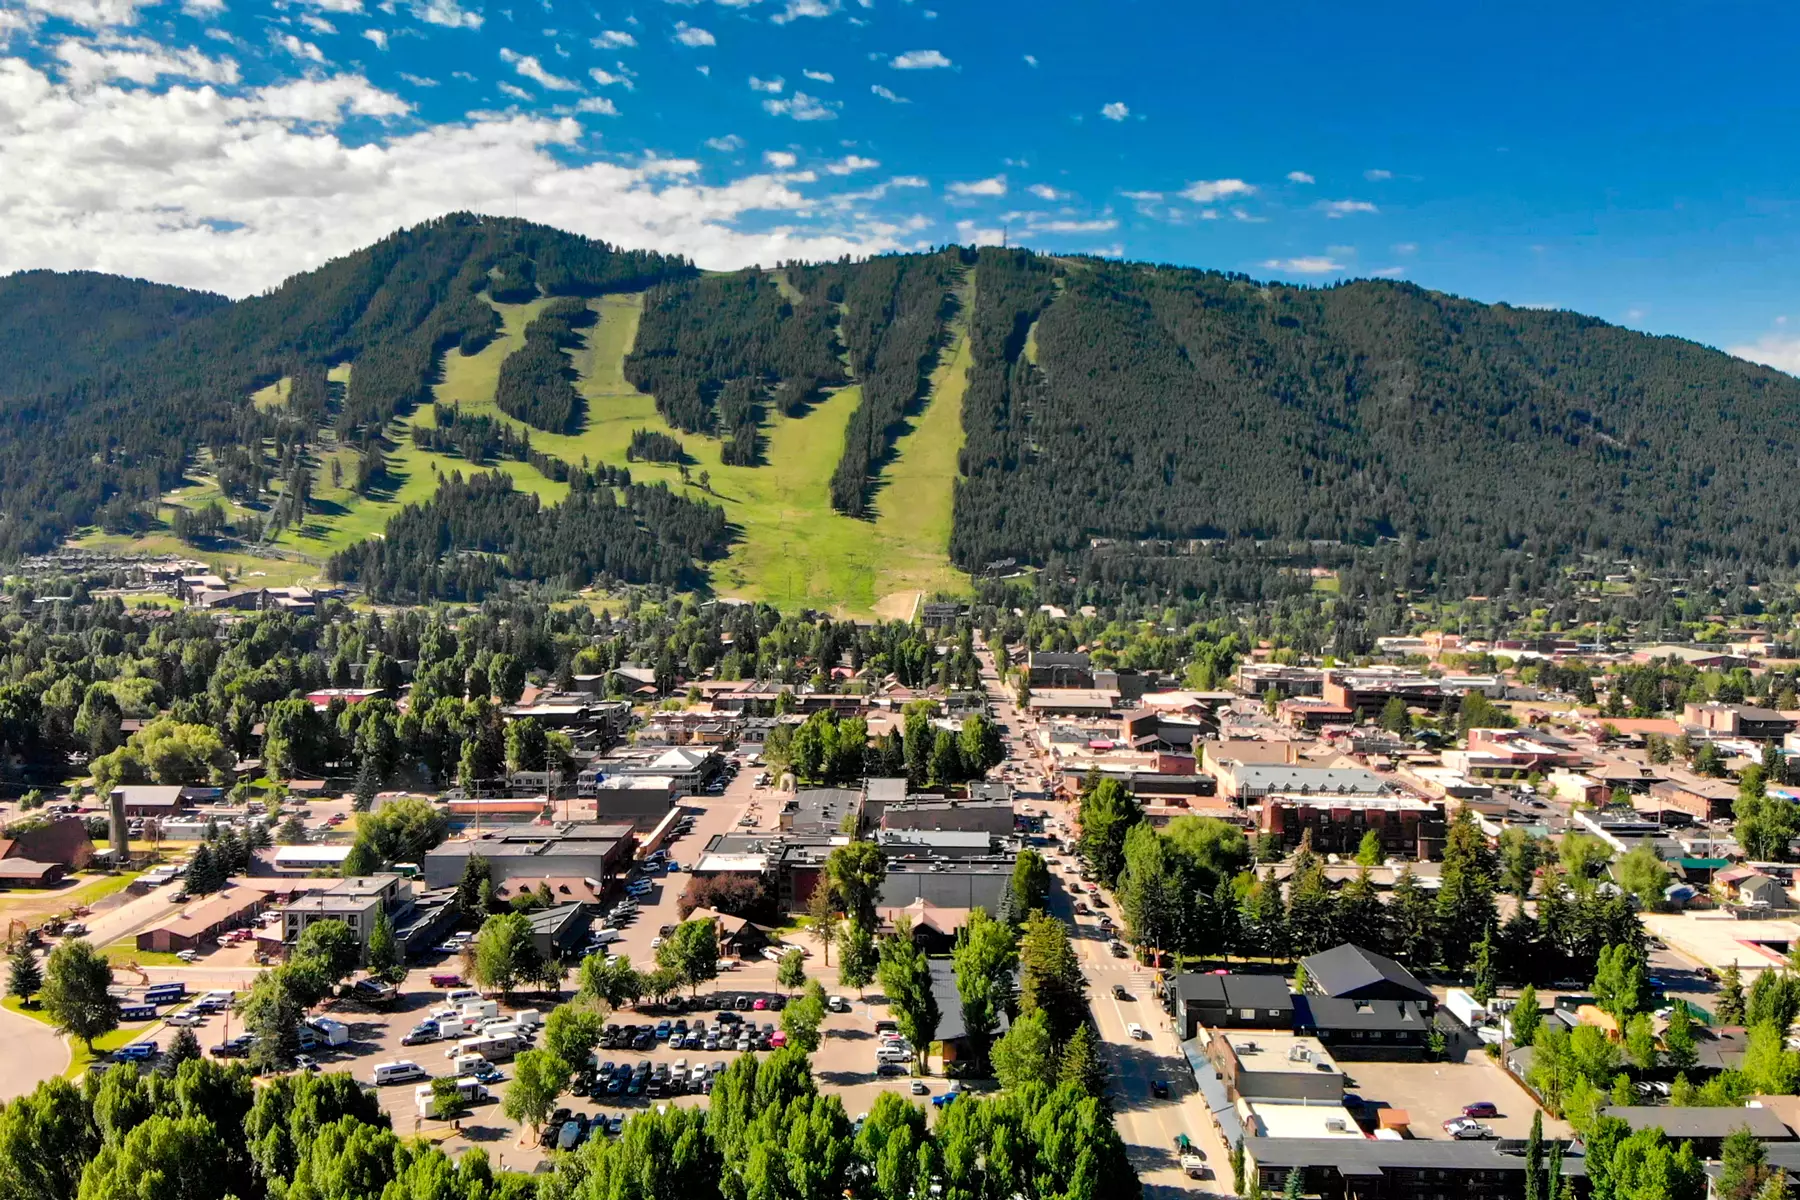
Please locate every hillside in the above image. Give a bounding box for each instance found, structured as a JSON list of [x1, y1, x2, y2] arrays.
[[6, 217, 1800, 607]]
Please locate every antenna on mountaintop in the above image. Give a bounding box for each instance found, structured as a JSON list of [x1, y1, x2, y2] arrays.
[[1002, 221, 1009, 248]]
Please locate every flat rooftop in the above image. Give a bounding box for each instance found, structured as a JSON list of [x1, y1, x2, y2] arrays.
[[1219, 1031, 1342, 1076], [1242, 1101, 1364, 1140]]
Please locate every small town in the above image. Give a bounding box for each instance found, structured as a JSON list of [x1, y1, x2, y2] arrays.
[[0, 574, 1797, 1200]]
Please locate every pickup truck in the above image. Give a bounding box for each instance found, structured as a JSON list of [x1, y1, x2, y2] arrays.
[[1179, 1154, 1206, 1179]]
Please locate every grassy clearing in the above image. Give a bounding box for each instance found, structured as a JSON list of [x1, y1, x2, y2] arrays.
[[67, 1025, 152, 1077], [65, 529, 324, 587], [101, 942, 187, 967], [0, 871, 143, 923], [251, 377, 290, 411]]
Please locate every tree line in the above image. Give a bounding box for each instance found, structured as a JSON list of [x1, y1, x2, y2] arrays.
[[494, 298, 592, 434]]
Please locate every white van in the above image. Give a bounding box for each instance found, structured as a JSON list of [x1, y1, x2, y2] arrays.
[[449, 1053, 488, 1076], [443, 987, 481, 1006], [373, 1061, 428, 1085], [307, 1017, 350, 1046]]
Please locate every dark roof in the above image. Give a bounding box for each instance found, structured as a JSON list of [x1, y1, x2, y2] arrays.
[[1601, 1106, 1793, 1141], [1247, 1137, 1586, 1178], [1301, 943, 1434, 1005], [929, 959, 1011, 1045], [1294, 995, 1428, 1032], [1174, 972, 1293, 1013]]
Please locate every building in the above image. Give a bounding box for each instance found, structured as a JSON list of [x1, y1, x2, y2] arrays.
[[0, 858, 66, 887], [524, 902, 591, 960], [421, 823, 636, 889], [1026, 651, 1093, 689], [879, 797, 1016, 835], [1213, 763, 1396, 803], [0, 816, 94, 872], [685, 906, 771, 958], [1600, 1105, 1793, 1157], [878, 856, 1015, 914], [305, 687, 387, 710], [586, 776, 680, 831], [1259, 793, 1444, 859], [1170, 972, 1295, 1039], [278, 874, 413, 962], [1648, 775, 1741, 822], [273, 844, 356, 873], [781, 788, 864, 836], [1294, 995, 1433, 1058], [1684, 703, 1797, 741], [137, 884, 275, 953], [1026, 689, 1122, 717], [1243, 1136, 1586, 1200], [877, 829, 1003, 859], [494, 876, 606, 907], [929, 958, 1010, 1068], [111, 785, 198, 818], [1300, 943, 1435, 1010], [1206, 1030, 1345, 1103]]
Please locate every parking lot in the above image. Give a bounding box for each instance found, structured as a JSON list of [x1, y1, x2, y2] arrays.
[[1340, 1054, 1570, 1141]]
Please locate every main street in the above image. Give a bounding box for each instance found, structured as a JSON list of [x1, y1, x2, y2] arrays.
[[977, 647, 1233, 1196]]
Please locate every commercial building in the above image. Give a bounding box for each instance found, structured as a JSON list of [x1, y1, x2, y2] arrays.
[[879, 797, 1016, 835], [1243, 1136, 1587, 1200], [1205, 1031, 1344, 1103], [420, 823, 636, 889], [278, 874, 418, 963], [1025, 689, 1123, 717], [1258, 792, 1444, 859], [780, 788, 864, 835], [584, 776, 681, 831], [1026, 652, 1094, 688], [878, 856, 1015, 914], [1294, 995, 1433, 1058], [1213, 763, 1395, 803], [137, 885, 275, 953], [1300, 943, 1435, 1010], [1684, 702, 1798, 741], [1170, 972, 1295, 1039]]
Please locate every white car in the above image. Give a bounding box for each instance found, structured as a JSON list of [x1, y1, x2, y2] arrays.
[[1126, 1023, 1149, 1040]]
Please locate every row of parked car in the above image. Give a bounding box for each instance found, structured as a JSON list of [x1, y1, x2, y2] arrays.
[[599, 1012, 786, 1054], [544, 1109, 625, 1151], [587, 1056, 730, 1101]]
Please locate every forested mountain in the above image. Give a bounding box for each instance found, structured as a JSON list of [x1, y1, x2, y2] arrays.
[[5, 218, 1800, 600]]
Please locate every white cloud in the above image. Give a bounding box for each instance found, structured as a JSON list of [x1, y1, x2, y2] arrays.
[[1230, 207, 1263, 223], [15, 0, 151, 29], [575, 96, 618, 115], [589, 66, 629, 86], [362, 28, 389, 49], [1321, 199, 1377, 217], [749, 75, 784, 93], [0, 59, 902, 296], [696, 65, 709, 75], [1371, 266, 1406, 278], [1027, 183, 1065, 201], [500, 48, 578, 90], [1121, 189, 1161, 201], [1099, 101, 1128, 121], [497, 81, 531, 101], [890, 48, 950, 69], [763, 149, 797, 168], [1179, 178, 1253, 203], [887, 175, 927, 187], [1364, 168, 1392, 181], [300, 13, 336, 35], [672, 21, 713, 46], [398, 71, 437, 86], [304, 0, 365, 11], [1261, 256, 1345, 275], [410, 0, 482, 28], [706, 134, 743, 151], [1286, 170, 1313, 184], [802, 69, 833, 82], [594, 29, 636, 48], [1392, 241, 1417, 254], [1031, 218, 1115, 233], [1729, 334, 1800, 376], [869, 84, 905, 102], [1089, 243, 1122, 257], [52, 36, 240, 87], [762, 90, 835, 120], [181, 0, 224, 14], [825, 154, 877, 174], [954, 219, 1006, 245], [1022, 53, 1036, 66], [771, 0, 837, 23], [948, 175, 1005, 197], [277, 34, 326, 63]]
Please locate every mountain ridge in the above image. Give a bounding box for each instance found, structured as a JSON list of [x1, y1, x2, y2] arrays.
[[5, 213, 1800, 607]]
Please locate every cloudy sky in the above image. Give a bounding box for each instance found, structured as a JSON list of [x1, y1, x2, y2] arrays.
[[5, 0, 1800, 369]]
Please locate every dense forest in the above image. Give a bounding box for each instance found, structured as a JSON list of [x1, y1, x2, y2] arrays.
[[326, 468, 729, 601], [0, 215, 689, 557], [11, 221, 1800, 597], [792, 251, 962, 515], [623, 270, 848, 461]]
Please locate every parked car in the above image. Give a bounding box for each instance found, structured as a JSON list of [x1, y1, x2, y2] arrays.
[[910, 1080, 929, 1096], [1461, 1102, 1499, 1119], [1443, 1118, 1494, 1140], [1150, 1079, 1169, 1099]]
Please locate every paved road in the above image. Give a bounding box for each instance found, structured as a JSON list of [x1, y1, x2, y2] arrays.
[[0, 999, 71, 1100]]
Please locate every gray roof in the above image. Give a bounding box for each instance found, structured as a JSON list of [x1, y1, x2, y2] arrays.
[[1225, 764, 1394, 794], [1601, 1106, 1793, 1141], [1295, 995, 1428, 1032], [1246, 1137, 1586, 1178], [928, 959, 1011, 1045], [1301, 943, 1434, 1005], [1173, 972, 1293, 1013]]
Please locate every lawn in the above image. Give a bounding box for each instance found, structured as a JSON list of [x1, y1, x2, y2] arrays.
[[3, 996, 153, 1076], [100, 941, 188, 968], [0, 870, 143, 924], [66, 530, 324, 589]]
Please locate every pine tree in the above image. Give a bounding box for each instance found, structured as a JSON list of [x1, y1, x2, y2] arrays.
[[1471, 924, 1498, 1005], [1718, 962, 1748, 1025], [367, 909, 402, 983], [1545, 1135, 1563, 1200], [1524, 1110, 1543, 1200], [352, 755, 379, 812], [1058, 1023, 1107, 1098], [7, 942, 42, 1003]]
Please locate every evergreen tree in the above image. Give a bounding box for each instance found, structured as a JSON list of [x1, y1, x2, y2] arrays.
[[1058, 1022, 1107, 1098], [1471, 924, 1498, 1005], [1524, 1109, 1543, 1200], [1718, 962, 1748, 1025], [1435, 809, 1498, 973], [366, 909, 402, 983], [8, 942, 42, 1004]]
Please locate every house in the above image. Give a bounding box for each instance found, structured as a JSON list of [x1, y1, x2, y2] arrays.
[[524, 902, 592, 960], [0, 816, 94, 870], [0, 858, 67, 887], [684, 906, 771, 958], [1169, 972, 1295, 1038], [1300, 943, 1435, 1010], [1684, 702, 1797, 741], [137, 885, 274, 953], [1294, 995, 1432, 1058], [875, 898, 965, 954], [1736, 874, 1793, 913], [111, 785, 197, 818]]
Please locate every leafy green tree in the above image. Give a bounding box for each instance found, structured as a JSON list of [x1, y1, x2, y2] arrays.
[[1524, 1109, 1544, 1200], [1558, 832, 1614, 880], [1117, 823, 1187, 956], [837, 919, 877, 995], [1592, 942, 1651, 1023], [471, 912, 539, 996], [875, 925, 938, 1070], [1510, 984, 1541, 1045], [577, 952, 643, 1009], [927, 729, 959, 788], [542, 1001, 605, 1075], [365, 910, 402, 983], [823, 841, 886, 930], [655, 917, 719, 995], [74, 1113, 231, 1200], [241, 967, 305, 1073], [456, 853, 491, 913], [351, 797, 449, 866], [951, 908, 1017, 1072], [1354, 829, 1384, 867], [1719, 1127, 1777, 1200], [805, 877, 841, 966], [989, 1008, 1057, 1090], [0, 1075, 100, 1200], [500, 1049, 564, 1136], [8, 942, 42, 1004], [1379, 695, 1410, 734], [776, 948, 808, 993], [429, 1076, 465, 1121], [1625, 1012, 1659, 1072], [294, 919, 360, 986], [1718, 962, 1748, 1025], [39, 939, 119, 1051], [1664, 1001, 1699, 1072], [1076, 777, 1142, 886], [1742, 1021, 1800, 1095], [1007, 848, 1049, 919], [779, 980, 827, 1053], [1498, 827, 1542, 896], [1017, 911, 1086, 1041]]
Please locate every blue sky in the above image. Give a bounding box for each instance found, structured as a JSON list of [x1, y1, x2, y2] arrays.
[[4, 0, 1800, 369]]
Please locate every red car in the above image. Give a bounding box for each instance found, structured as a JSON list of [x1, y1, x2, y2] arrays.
[[1461, 1102, 1499, 1119]]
